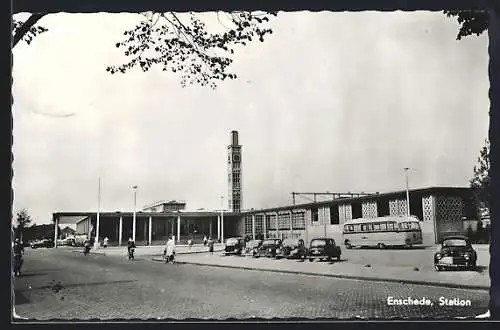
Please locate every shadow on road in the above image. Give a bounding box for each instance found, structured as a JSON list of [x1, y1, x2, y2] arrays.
[[14, 291, 30, 305], [16, 280, 138, 293], [18, 273, 49, 278]]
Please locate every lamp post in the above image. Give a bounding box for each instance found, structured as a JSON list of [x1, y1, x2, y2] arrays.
[[94, 177, 102, 250], [404, 168, 410, 217], [132, 185, 138, 242], [220, 196, 224, 243]]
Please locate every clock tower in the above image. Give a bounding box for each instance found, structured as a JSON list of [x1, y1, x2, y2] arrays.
[[227, 131, 242, 212]]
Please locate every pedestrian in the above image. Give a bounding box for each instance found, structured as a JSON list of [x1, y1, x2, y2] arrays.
[[127, 238, 136, 260], [13, 238, 24, 277], [208, 237, 214, 255], [164, 236, 176, 263], [203, 235, 208, 246], [103, 237, 109, 248], [188, 238, 193, 249]]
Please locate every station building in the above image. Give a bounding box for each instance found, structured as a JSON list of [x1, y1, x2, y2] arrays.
[[53, 131, 477, 246]]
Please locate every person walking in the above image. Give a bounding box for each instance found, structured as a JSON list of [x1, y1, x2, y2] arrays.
[[127, 238, 136, 260], [103, 237, 109, 248], [208, 237, 214, 255], [13, 238, 24, 277], [164, 236, 176, 264], [203, 235, 208, 246]]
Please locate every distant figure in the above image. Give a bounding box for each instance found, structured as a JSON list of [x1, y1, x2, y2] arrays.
[[208, 237, 214, 255], [164, 236, 176, 263], [103, 237, 109, 248], [83, 238, 91, 255], [188, 238, 193, 249], [127, 238, 136, 260], [13, 238, 24, 277], [203, 236, 208, 246]]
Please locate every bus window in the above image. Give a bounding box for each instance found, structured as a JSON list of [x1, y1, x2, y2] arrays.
[[387, 222, 395, 230], [380, 222, 387, 231], [348, 225, 354, 232], [399, 222, 410, 230], [361, 224, 367, 231], [353, 224, 361, 232], [408, 222, 420, 230], [373, 223, 381, 231], [366, 224, 374, 231]]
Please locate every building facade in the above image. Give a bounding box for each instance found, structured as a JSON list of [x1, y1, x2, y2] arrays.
[[239, 187, 477, 245]]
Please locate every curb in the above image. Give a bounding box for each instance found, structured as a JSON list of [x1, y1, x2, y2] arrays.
[[160, 260, 489, 291]]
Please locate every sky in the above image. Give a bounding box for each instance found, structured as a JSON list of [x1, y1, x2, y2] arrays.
[[12, 11, 489, 225]]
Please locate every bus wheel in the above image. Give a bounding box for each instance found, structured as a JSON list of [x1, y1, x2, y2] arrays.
[[345, 241, 352, 249], [377, 243, 385, 249]]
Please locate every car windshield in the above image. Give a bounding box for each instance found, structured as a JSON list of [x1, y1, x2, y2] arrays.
[[283, 239, 299, 247], [443, 239, 468, 247], [226, 238, 239, 245], [310, 240, 326, 247], [247, 240, 261, 248], [262, 240, 276, 246]]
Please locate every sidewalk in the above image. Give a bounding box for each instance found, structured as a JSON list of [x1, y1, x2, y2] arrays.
[[158, 253, 490, 291], [71, 244, 224, 256]]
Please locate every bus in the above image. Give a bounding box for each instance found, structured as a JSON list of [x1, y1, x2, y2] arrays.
[[342, 215, 423, 249]]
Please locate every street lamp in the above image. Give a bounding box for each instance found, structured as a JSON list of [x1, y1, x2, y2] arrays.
[[132, 185, 138, 242], [220, 196, 224, 243], [94, 177, 102, 250], [404, 168, 410, 217]]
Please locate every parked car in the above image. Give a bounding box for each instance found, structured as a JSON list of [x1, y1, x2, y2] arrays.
[[223, 237, 245, 256], [30, 239, 54, 249], [276, 238, 308, 259], [308, 238, 341, 262], [254, 238, 282, 258], [243, 239, 262, 256], [434, 235, 477, 271]]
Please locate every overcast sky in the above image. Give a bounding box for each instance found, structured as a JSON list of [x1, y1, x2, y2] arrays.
[[12, 11, 489, 225]]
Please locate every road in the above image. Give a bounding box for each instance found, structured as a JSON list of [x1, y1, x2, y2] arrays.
[[13, 248, 489, 320]]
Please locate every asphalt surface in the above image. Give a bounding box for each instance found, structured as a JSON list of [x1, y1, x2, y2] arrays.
[[13, 248, 489, 320]]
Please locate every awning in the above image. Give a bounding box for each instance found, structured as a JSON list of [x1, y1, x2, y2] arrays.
[[56, 215, 89, 224]]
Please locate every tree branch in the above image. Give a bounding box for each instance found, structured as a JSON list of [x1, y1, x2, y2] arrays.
[[13, 13, 46, 48]]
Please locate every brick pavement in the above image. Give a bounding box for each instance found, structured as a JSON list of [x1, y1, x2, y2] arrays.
[[167, 253, 490, 290], [13, 249, 489, 320]]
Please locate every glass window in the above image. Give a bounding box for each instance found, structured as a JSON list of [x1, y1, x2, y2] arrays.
[[443, 239, 467, 247], [353, 224, 361, 232], [310, 239, 326, 247], [387, 222, 395, 230], [380, 222, 387, 231], [399, 222, 410, 230], [361, 224, 367, 231], [367, 224, 374, 231], [373, 223, 381, 231]]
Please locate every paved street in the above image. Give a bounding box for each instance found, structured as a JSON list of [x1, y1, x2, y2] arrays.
[[13, 248, 489, 320]]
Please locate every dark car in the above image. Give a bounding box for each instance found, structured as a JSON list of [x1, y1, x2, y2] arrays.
[[276, 238, 308, 259], [308, 238, 341, 262], [254, 239, 282, 258], [30, 239, 55, 249], [224, 237, 245, 256], [434, 235, 477, 271], [243, 239, 263, 256]]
